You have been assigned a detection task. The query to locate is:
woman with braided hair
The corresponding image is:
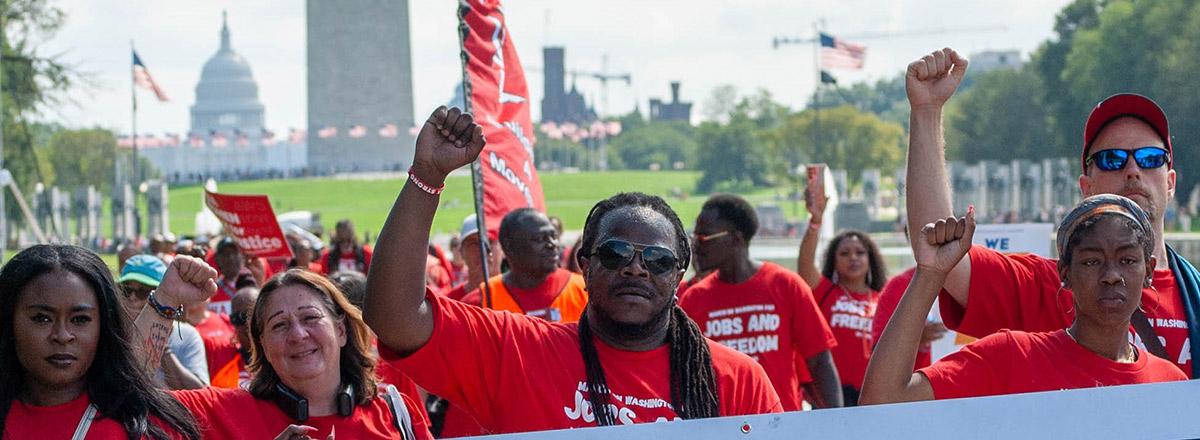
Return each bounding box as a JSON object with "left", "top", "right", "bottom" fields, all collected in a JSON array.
[{"left": 364, "top": 106, "right": 781, "bottom": 435}]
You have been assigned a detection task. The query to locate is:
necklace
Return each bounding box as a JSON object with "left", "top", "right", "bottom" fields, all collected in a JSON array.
[{"left": 1066, "top": 327, "right": 1138, "bottom": 363}]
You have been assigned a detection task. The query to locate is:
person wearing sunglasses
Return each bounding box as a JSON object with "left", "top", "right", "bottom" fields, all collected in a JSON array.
[
  {"left": 904, "top": 47, "right": 1198, "bottom": 378},
  {"left": 119, "top": 254, "right": 210, "bottom": 391},
  {"left": 363, "top": 107, "right": 781, "bottom": 436},
  {"left": 680, "top": 194, "right": 842, "bottom": 411},
  {"left": 458, "top": 208, "right": 588, "bottom": 324}
]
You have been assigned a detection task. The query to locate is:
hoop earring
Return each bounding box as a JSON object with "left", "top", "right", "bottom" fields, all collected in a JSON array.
[
  {"left": 1142, "top": 283, "right": 1162, "bottom": 316},
  {"left": 1056, "top": 282, "right": 1074, "bottom": 316}
]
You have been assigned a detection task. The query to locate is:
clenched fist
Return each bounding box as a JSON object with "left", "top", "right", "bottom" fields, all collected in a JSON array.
[
  {"left": 905, "top": 48, "right": 968, "bottom": 110},
  {"left": 409, "top": 106, "right": 487, "bottom": 188}
]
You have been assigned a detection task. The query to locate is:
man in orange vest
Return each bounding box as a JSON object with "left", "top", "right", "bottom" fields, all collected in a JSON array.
[{"left": 463, "top": 208, "right": 588, "bottom": 322}]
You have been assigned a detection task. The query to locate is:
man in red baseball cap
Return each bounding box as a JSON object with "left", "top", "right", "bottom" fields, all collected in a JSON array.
[{"left": 901, "top": 47, "right": 1197, "bottom": 380}]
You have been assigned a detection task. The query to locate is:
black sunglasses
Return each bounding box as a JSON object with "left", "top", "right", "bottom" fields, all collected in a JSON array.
[
  {"left": 1086, "top": 147, "right": 1170, "bottom": 172},
  {"left": 120, "top": 283, "right": 154, "bottom": 300},
  {"left": 590, "top": 239, "right": 680, "bottom": 275}
]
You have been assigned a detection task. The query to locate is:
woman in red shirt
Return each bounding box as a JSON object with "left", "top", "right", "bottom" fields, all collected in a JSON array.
[
  {"left": 0, "top": 245, "right": 200, "bottom": 439},
  {"left": 147, "top": 263, "right": 432, "bottom": 439},
  {"left": 796, "top": 188, "right": 887, "bottom": 406},
  {"left": 363, "top": 107, "right": 781, "bottom": 435},
  {"left": 861, "top": 196, "right": 1187, "bottom": 404}
]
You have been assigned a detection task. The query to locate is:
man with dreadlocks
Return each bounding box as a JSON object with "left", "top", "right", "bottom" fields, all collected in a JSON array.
[{"left": 364, "top": 106, "right": 781, "bottom": 435}]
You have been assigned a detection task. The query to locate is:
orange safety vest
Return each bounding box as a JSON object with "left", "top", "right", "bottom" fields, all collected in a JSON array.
[{"left": 485, "top": 272, "right": 588, "bottom": 323}]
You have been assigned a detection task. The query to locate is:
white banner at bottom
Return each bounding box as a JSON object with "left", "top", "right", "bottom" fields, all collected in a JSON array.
[{"left": 482, "top": 380, "right": 1200, "bottom": 439}]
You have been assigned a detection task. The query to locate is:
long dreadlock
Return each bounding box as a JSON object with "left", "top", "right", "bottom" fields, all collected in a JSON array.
[{"left": 574, "top": 192, "right": 720, "bottom": 425}]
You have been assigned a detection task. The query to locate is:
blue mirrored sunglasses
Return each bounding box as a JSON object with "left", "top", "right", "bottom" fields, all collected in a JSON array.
[{"left": 1086, "top": 147, "right": 1170, "bottom": 172}]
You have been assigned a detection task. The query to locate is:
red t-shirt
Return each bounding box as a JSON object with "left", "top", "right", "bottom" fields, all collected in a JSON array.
[
  {"left": 920, "top": 329, "right": 1186, "bottom": 399},
  {"left": 871, "top": 267, "right": 933, "bottom": 370},
  {"left": 172, "top": 387, "right": 431, "bottom": 440},
  {"left": 940, "top": 245, "right": 1193, "bottom": 376},
  {"left": 319, "top": 245, "right": 374, "bottom": 275},
  {"left": 813, "top": 277, "right": 879, "bottom": 390},
  {"left": 677, "top": 262, "right": 836, "bottom": 411},
  {"left": 382, "top": 292, "right": 781, "bottom": 435},
  {"left": 195, "top": 312, "right": 240, "bottom": 381},
  {"left": 3, "top": 393, "right": 136, "bottom": 439}
]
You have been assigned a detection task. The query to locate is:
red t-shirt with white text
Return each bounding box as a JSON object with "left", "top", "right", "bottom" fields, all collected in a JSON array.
[
  {"left": 871, "top": 267, "right": 933, "bottom": 370},
  {"left": 813, "top": 277, "right": 879, "bottom": 390},
  {"left": 172, "top": 387, "right": 431, "bottom": 440},
  {"left": 3, "top": 393, "right": 137, "bottom": 439},
  {"left": 382, "top": 292, "right": 782, "bottom": 435},
  {"left": 940, "top": 246, "right": 1193, "bottom": 376},
  {"left": 920, "top": 329, "right": 1186, "bottom": 399},
  {"left": 678, "top": 262, "right": 836, "bottom": 411}
]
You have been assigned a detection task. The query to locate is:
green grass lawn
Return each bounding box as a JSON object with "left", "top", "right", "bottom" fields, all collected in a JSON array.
[{"left": 165, "top": 171, "right": 801, "bottom": 240}]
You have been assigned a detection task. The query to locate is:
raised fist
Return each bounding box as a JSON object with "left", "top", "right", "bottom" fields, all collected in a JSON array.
[
  {"left": 156, "top": 255, "right": 219, "bottom": 307},
  {"left": 410, "top": 106, "right": 487, "bottom": 187},
  {"left": 912, "top": 206, "right": 976, "bottom": 274},
  {"left": 905, "top": 48, "right": 968, "bottom": 109}
]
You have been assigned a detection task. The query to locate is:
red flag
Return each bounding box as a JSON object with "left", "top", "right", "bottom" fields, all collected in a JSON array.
[{"left": 459, "top": 0, "right": 546, "bottom": 237}]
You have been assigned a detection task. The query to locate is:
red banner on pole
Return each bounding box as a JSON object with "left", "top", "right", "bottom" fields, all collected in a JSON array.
[
  {"left": 459, "top": 0, "right": 546, "bottom": 238},
  {"left": 204, "top": 190, "right": 293, "bottom": 259}
]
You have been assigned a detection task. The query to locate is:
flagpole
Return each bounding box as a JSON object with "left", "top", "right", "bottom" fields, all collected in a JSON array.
[
  {"left": 457, "top": 2, "right": 494, "bottom": 310},
  {"left": 130, "top": 41, "right": 142, "bottom": 242}
]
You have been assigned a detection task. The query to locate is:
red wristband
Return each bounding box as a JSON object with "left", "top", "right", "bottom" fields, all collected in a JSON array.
[{"left": 408, "top": 170, "right": 445, "bottom": 195}]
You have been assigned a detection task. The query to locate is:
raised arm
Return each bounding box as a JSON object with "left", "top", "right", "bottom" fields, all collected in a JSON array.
[
  {"left": 135, "top": 256, "right": 218, "bottom": 373},
  {"left": 796, "top": 184, "right": 827, "bottom": 287},
  {"left": 904, "top": 48, "right": 973, "bottom": 306},
  {"left": 364, "top": 106, "right": 486, "bottom": 355},
  {"left": 860, "top": 207, "right": 975, "bottom": 405}
]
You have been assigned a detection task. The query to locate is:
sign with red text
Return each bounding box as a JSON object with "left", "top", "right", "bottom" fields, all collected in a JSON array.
[{"left": 204, "top": 190, "right": 293, "bottom": 259}]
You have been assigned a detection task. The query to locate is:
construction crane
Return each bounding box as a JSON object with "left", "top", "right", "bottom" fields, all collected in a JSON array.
[
  {"left": 567, "top": 55, "right": 631, "bottom": 116},
  {"left": 772, "top": 24, "right": 1008, "bottom": 49}
]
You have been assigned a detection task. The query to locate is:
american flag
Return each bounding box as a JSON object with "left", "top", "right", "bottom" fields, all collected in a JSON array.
[
  {"left": 235, "top": 129, "right": 249, "bottom": 147},
  {"left": 211, "top": 130, "right": 228, "bottom": 147},
  {"left": 317, "top": 126, "right": 338, "bottom": 139},
  {"left": 288, "top": 128, "right": 306, "bottom": 144},
  {"left": 819, "top": 33, "right": 866, "bottom": 70},
  {"left": 165, "top": 133, "right": 181, "bottom": 146},
  {"left": 132, "top": 50, "right": 169, "bottom": 102},
  {"left": 348, "top": 124, "right": 367, "bottom": 138},
  {"left": 378, "top": 123, "right": 399, "bottom": 138},
  {"left": 189, "top": 132, "right": 205, "bottom": 147},
  {"left": 117, "top": 136, "right": 134, "bottom": 148},
  {"left": 261, "top": 128, "right": 276, "bottom": 145}
]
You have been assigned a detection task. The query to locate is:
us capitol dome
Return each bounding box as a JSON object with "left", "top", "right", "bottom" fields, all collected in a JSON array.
[{"left": 190, "top": 10, "right": 265, "bottom": 135}]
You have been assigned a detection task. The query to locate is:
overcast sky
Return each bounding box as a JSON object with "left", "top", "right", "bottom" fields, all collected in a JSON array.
[{"left": 40, "top": 0, "right": 1072, "bottom": 135}]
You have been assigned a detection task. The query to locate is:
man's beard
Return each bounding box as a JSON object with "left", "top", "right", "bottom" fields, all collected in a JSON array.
[{"left": 589, "top": 300, "right": 675, "bottom": 342}]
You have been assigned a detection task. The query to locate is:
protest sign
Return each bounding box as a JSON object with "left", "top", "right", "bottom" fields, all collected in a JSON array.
[{"left": 204, "top": 190, "right": 293, "bottom": 259}]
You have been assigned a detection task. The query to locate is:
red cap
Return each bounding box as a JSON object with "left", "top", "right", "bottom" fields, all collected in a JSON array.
[{"left": 1082, "top": 93, "right": 1172, "bottom": 170}]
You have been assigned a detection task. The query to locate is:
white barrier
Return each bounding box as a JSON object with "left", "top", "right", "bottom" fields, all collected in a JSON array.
[{"left": 481, "top": 380, "right": 1200, "bottom": 439}]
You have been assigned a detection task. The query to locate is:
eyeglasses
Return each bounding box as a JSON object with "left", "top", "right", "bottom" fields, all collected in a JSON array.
[
  {"left": 230, "top": 311, "right": 249, "bottom": 327},
  {"left": 1086, "top": 147, "right": 1170, "bottom": 172},
  {"left": 590, "top": 239, "right": 680, "bottom": 275},
  {"left": 690, "top": 230, "right": 730, "bottom": 244},
  {"left": 120, "top": 283, "right": 154, "bottom": 300}
]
